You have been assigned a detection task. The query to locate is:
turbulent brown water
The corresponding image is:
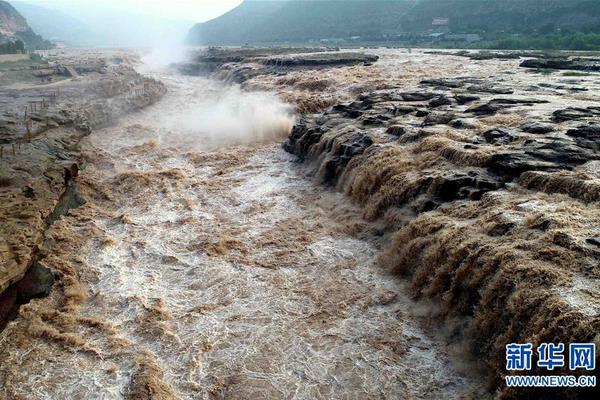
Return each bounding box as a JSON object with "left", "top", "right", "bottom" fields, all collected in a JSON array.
[{"left": 0, "top": 67, "right": 488, "bottom": 398}]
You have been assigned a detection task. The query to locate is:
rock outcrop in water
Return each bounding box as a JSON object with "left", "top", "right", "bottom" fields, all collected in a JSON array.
[
  {"left": 275, "top": 51, "right": 600, "bottom": 398},
  {"left": 176, "top": 47, "right": 378, "bottom": 81},
  {"left": 178, "top": 45, "right": 600, "bottom": 396},
  {"left": 179, "top": 49, "right": 600, "bottom": 395},
  {"left": 521, "top": 57, "right": 600, "bottom": 72}
]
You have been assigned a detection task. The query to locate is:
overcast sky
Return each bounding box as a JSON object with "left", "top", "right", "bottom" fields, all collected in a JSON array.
[{"left": 22, "top": 0, "right": 243, "bottom": 22}]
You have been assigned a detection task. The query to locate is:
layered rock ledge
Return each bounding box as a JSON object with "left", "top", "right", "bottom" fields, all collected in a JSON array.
[
  {"left": 176, "top": 48, "right": 600, "bottom": 397},
  {"left": 279, "top": 52, "right": 600, "bottom": 397}
]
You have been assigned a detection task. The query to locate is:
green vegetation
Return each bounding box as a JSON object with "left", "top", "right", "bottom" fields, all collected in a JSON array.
[
  {"left": 0, "top": 39, "right": 25, "bottom": 54},
  {"left": 562, "top": 71, "right": 592, "bottom": 76},
  {"left": 0, "top": 55, "right": 48, "bottom": 86},
  {"left": 29, "top": 53, "right": 44, "bottom": 62},
  {"left": 492, "top": 32, "right": 600, "bottom": 51},
  {"left": 0, "top": 56, "right": 46, "bottom": 70},
  {"left": 13, "top": 28, "right": 53, "bottom": 51},
  {"left": 0, "top": 0, "right": 53, "bottom": 50},
  {"left": 187, "top": 0, "right": 600, "bottom": 51}
]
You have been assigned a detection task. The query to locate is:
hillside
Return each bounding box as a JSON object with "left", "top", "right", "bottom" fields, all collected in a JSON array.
[
  {"left": 11, "top": 1, "right": 93, "bottom": 47},
  {"left": 186, "top": 0, "right": 600, "bottom": 47},
  {"left": 0, "top": 0, "right": 50, "bottom": 50},
  {"left": 12, "top": 1, "right": 194, "bottom": 48}
]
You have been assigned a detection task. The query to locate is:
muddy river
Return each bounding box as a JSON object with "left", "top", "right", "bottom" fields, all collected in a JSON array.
[{"left": 0, "top": 66, "right": 487, "bottom": 399}]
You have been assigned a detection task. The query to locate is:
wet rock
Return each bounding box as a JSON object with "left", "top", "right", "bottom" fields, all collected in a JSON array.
[
  {"left": 339, "top": 134, "right": 374, "bottom": 157},
  {"left": 316, "top": 116, "right": 350, "bottom": 130},
  {"left": 466, "top": 103, "right": 504, "bottom": 115},
  {"left": 362, "top": 116, "right": 385, "bottom": 126},
  {"left": 468, "top": 52, "right": 521, "bottom": 60},
  {"left": 521, "top": 58, "right": 571, "bottom": 70},
  {"left": 395, "top": 105, "right": 417, "bottom": 115},
  {"left": 0, "top": 287, "right": 17, "bottom": 331},
  {"left": 386, "top": 125, "right": 407, "bottom": 136},
  {"left": 467, "top": 102, "right": 504, "bottom": 116},
  {"left": 332, "top": 104, "right": 361, "bottom": 118},
  {"left": 467, "top": 98, "right": 548, "bottom": 116},
  {"left": 285, "top": 116, "right": 374, "bottom": 185},
  {"left": 346, "top": 110, "right": 363, "bottom": 119},
  {"left": 358, "top": 92, "right": 404, "bottom": 104},
  {"left": 520, "top": 58, "right": 600, "bottom": 72},
  {"left": 566, "top": 124, "right": 600, "bottom": 140},
  {"left": 488, "top": 222, "right": 516, "bottom": 237},
  {"left": 455, "top": 94, "right": 480, "bottom": 104},
  {"left": 321, "top": 133, "right": 373, "bottom": 183},
  {"left": 520, "top": 122, "right": 555, "bottom": 134},
  {"left": 348, "top": 99, "right": 374, "bottom": 111},
  {"left": 331, "top": 103, "right": 366, "bottom": 119},
  {"left": 552, "top": 107, "right": 600, "bottom": 122},
  {"left": 450, "top": 118, "right": 477, "bottom": 129},
  {"left": 414, "top": 198, "right": 440, "bottom": 213},
  {"left": 467, "top": 85, "right": 514, "bottom": 95},
  {"left": 487, "top": 153, "right": 560, "bottom": 177},
  {"left": 332, "top": 103, "right": 352, "bottom": 112},
  {"left": 525, "top": 141, "right": 599, "bottom": 166},
  {"left": 46, "top": 186, "right": 87, "bottom": 225},
  {"left": 400, "top": 92, "right": 437, "bottom": 101},
  {"left": 283, "top": 120, "right": 323, "bottom": 159},
  {"left": 15, "top": 263, "right": 55, "bottom": 303},
  {"left": 491, "top": 98, "right": 549, "bottom": 105},
  {"left": 422, "top": 112, "right": 456, "bottom": 126},
  {"left": 176, "top": 61, "right": 223, "bottom": 76},
  {"left": 361, "top": 114, "right": 390, "bottom": 126},
  {"left": 400, "top": 129, "right": 438, "bottom": 143},
  {"left": 420, "top": 78, "right": 464, "bottom": 88},
  {"left": 532, "top": 219, "right": 553, "bottom": 231},
  {"left": 432, "top": 173, "right": 503, "bottom": 202},
  {"left": 1, "top": 263, "right": 55, "bottom": 331},
  {"left": 483, "top": 128, "right": 518, "bottom": 145},
  {"left": 429, "top": 95, "right": 452, "bottom": 108},
  {"left": 22, "top": 185, "right": 35, "bottom": 199},
  {"left": 60, "top": 160, "right": 79, "bottom": 186},
  {"left": 265, "top": 52, "right": 379, "bottom": 67},
  {"left": 552, "top": 232, "right": 583, "bottom": 252},
  {"left": 415, "top": 110, "right": 430, "bottom": 117}
]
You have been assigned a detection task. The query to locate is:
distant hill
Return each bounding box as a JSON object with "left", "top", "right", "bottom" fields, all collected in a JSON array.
[
  {"left": 11, "top": 1, "right": 93, "bottom": 47},
  {"left": 0, "top": 0, "right": 50, "bottom": 49},
  {"left": 186, "top": 0, "right": 600, "bottom": 47},
  {"left": 13, "top": 1, "right": 195, "bottom": 48}
]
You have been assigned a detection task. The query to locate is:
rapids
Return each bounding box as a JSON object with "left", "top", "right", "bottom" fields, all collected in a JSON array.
[{"left": 0, "top": 68, "right": 487, "bottom": 399}]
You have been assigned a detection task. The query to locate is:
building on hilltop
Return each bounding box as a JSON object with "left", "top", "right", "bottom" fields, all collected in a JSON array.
[{"left": 431, "top": 17, "right": 450, "bottom": 34}]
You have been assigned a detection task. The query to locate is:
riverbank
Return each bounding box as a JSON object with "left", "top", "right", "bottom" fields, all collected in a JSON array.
[{"left": 0, "top": 50, "right": 166, "bottom": 332}]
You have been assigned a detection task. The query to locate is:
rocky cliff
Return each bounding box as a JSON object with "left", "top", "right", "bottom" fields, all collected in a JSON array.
[
  {"left": 0, "top": 54, "right": 166, "bottom": 331},
  {"left": 0, "top": 0, "right": 50, "bottom": 49}
]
